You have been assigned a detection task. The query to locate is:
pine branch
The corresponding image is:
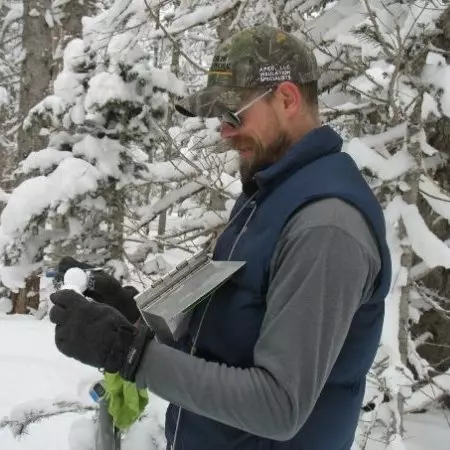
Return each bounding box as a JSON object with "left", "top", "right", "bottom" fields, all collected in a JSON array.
[
  {"left": 143, "top": 0, "right": 208, "bottom": 73},
  {"left": 405, "top": 369, "right": 450, "bottom": 413},
  {"left": 146, "top": 1, "right": 242, "bottom": 40},
  {"left": 0, "top": 400, "right": 98, "bottom": 438},
  {"left": 361, "top": 0, "right": 395, "bottom": 59}
]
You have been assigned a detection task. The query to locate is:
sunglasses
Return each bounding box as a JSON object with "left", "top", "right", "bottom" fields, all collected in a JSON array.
[{"left": 220, "top": 87, "right": 275, "bottom": 129}]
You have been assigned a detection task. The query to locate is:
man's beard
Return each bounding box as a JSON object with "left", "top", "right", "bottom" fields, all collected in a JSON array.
[{"left": 235, "top": 132, "right": 292, "bottom": 195}]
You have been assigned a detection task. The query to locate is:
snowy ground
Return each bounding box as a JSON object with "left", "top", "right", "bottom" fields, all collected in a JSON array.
[{"left": 1, "top": 312, "right": 449, "bottom": 450}]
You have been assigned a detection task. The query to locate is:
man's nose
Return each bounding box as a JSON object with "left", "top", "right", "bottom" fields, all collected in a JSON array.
[{"left": 220, "top": 121, "right": 240, "bottom": 139}]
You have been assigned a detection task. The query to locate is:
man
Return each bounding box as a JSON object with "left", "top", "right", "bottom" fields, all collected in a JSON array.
[{"left": 50, "top": 26, "right": 391, "bottom": 450}]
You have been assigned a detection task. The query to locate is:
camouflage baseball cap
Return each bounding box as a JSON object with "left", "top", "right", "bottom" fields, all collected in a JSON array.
[{"left": 175, "top": 25, "right": 319, "bottom": 118}]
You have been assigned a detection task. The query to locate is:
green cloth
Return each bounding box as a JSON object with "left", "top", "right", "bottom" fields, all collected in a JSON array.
[{"left": 103, "top": 372, "right": 149, "bottom": 430}]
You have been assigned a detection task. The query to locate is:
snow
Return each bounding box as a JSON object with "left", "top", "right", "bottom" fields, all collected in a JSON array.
[
  {"left": 400, "top": 200, "right": 450, "bottom": 269},
  {"left": 62, "top": 39, "right": 86, "bottom": 73},
  {"left": 141, "top": 159, "right": 198, "bottom": 182},
  {"left": 380, "top": 198, "right": 405, "bottom": 365},
  {"left": 1, "top": 311, "right": 449, "bottom": 450},
  {"left": 346, "top": 138, "right": 416, "bottom": 181},
  {"left": 349, "top": 64, "right": 395, "bottom": 97},
  {"left": 85, "top": 73, "right": 135, "bottom": 110},
  {"left": 28, "top": 8, "right": 40, "bottom": 17},
  {"left": 107, "top": 32, "right": 146, "bottom": 67},
  {"left": 405, "top": 369, "right": 450, "bottom": 413},
  {"left": 147, "top": 1, "right": 241, "bottom": 39},
  {"left": 71, "top": 98, "right": 85, "bottom": 125},
  {"left": 361, "top": 124, "right": 407, "bottom": 149},
  {"left": 399, "top": 1, "right": 445, "bottom": 40},
  {"left": 52, "top": 0, "right": 73, "bottom": 8},
  {"left": 0, "top": 186, "right": 9, "bottom": 203},
  {"left": 18, "top": 148, "right": 72, "bottom": 174},
  {"left": 426, "top": 52, "right": 446, "bottom": 66},
  {"left": 72, "top": 136, "right": 123, "bottom": 180},
  {"left": 24, "top": 95, "right": 68, "bottom": 129},
  {"left": 0, "top": 158, "right": 100, "bottom": 241},
  {"left": 422, "top": 59, "right": 450, "bottom": 118},
  {"left": 0, "top": 311, "right": 167, "bottom": 450},
  {"left": 300, "top": 0, "right": 361, "bottom": 43},
  {"left": 150, "top": 68, "right": 186, "bottom": 98},
  {"left": 0, "top": 4, "right": 23, "bottom": 42},
  {"left": 0, "top": 296, "right": 12, "bottom": 313},
  {"left": 137, "top": 179, "right": 208, "bottom": 228},
  {"left": 0, "top": 86, "right": 9, "bottom": 105},
  {"left": 420, "top": 175, "right": 450, "bottom": 221},
  {"left": 44, "top": 7, "right": 55, "bottom": 28},
  {"left": 82, "top": 0, "right": 152, "bottom": 55},
  {"left": 63, "top": 268, "right": 88, "bottom": 294},
  {"left": 421, "top": 93, "right": 440, "bottom": 120},
  {"left": 178, "top": 209, "right": 228, "bottom": 233},
  {"left": 323, "top": 14, "right": 366, "bottom": 42}
]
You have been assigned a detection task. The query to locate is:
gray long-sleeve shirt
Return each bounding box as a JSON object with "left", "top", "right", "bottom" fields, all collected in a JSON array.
[{"left": 135, "top": 198, "right": 381, "bottom": 440}]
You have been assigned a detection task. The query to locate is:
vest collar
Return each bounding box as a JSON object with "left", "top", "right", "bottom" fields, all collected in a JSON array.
[{"left": 253, "top": 125, "right": 343, "bottom": 193}]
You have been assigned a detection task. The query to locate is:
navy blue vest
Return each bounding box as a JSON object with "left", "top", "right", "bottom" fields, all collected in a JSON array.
[{"left": 166, "top": 126, "right": 391, "bottom": 450}]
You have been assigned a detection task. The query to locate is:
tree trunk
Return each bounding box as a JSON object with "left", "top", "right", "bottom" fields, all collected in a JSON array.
[
  {"left": 399, "top": 98, "right": 423, "bottom": 365},
  {"left": 11, "top": 271, "right": 40, "bottom": 314},
  {"left": 396, "top": 87, "right": 424, "bottom": 439},
  {"left": 12, "top": 0, "right": 53, "bottom": 314},
  {"left": 49, "top": 1, "right": 99, "bottom": 266},
  {"left": 17, "top": 0, "right": 53, "bottom": 162},
  {"left": 157, "top": 32, "right": 181, "bottom": 252},
  {"left": 52, "top": 0, "right": 97, "bottom": 75},
  {"left": 0, "top": 2, "right": 16, "bottom": 194},
  {"left": 104, "top": 185, "right": 125, "bottom": 261}
]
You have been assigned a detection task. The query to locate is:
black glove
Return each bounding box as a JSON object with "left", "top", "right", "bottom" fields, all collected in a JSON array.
[
  {"left": 49, "top": 289, "right": 153, "bottom": 381},
  {"left": 54, "top": 256, "right": 141, "bottom": 323}
]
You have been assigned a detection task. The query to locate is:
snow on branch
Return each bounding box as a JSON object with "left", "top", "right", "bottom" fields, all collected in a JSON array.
[
  {"left": 0, "top": 158, "right": 100, "bottom": 239},
  {"left": 405, "top": 369, "right": 450, "bottom": 413},
  {"left": 161, "top": 209, "right": 228, "bottom": 240},
  {"left": 346, "top": 137, "right": 416, "bottom": 181},
  {"left": 17, "top": 148, "right": 72, "bottom": 175},
  {"left": 138, "top": 159, "right": 200, "bottom": 183},
  {"left": 0, "top": 398, "right": 97, "bottom": 438},
  {"left": 320, "top": 102, "right": 374, "bottom": 119},
  {"left": 136, "top": 178, "right": 208, "bottom": 230},
  {"left": 400, "top": 200, "right": 450, "bottom": 269},
  {"left": 0, "top": 186, "right": 10, "bottom": 203},
  {"left": 146, "top": 1, "right": 242, "bottom": 39},
  {"left": 419, "top": 175, "right": 450, "bottom": 222},
  {"left": 360, "top": 123, "right": 407, "bottom": 148},
  {"left": 411, "top": 239, "right": 450, "bottom": 281},
  {"left": 0, "top": 3, "right": 23, "bottom": 43}
]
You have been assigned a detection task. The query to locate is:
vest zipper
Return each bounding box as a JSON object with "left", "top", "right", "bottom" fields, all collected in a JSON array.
[
  {"left": 170, "top": 194, "right": 258, "bottom": 450},
  {"left": 227, "top": 200, "right": 257, "bottom": 259}
]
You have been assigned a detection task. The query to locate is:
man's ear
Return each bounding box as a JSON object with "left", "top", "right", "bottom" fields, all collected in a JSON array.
[{"left": 276, "top": 82, "right": 302, "bottom": 117}]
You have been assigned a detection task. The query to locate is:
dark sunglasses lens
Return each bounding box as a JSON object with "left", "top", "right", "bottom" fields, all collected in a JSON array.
[{"left": 221, "top": 111, "right": 241, "bottom": 128}]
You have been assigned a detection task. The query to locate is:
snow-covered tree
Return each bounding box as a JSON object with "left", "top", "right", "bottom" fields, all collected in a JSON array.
[
  {"left": 0, "top": 0, "right": 244, "bottom": 306},
  {"left": 0, "top": 0, "right": 22, "bottom": 191}
]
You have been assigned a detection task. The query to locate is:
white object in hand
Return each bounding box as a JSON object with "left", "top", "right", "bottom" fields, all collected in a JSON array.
[{"left": 63, "top": 267, "right": 88, "bottom": 294}]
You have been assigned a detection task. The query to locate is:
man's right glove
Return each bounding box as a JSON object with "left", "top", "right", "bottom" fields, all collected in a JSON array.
[
  {"left": 54, "top": 256, "right": 141, "bottom": 323},
  {"left": 50, "top": 289, "right": 153, "bottom": 381}
]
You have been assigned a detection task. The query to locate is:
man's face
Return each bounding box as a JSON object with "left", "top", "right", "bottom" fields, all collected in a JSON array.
[{"left": 220, "top": 89, "right": 292, "bottom": 191}]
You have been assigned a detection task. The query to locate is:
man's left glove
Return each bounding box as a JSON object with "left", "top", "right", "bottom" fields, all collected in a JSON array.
[
  {"left": 50, "top": 289, "right": 154, "bottom": 381},
  {"left": 54, "top": 256, "right": 141, "bottom": 324}
]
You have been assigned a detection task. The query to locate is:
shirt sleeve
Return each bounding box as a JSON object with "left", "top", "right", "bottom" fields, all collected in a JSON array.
[{"left": 135, "top": 203, "right": 380, "bottom": 441}]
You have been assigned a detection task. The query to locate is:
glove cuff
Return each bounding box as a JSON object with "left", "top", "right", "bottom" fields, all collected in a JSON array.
[{"left": 119, "top": 324, "right": 154, "bottom": 382}]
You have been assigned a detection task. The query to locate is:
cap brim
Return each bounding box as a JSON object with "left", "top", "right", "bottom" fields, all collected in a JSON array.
[{"left": 175, "top": 86, "right": 247, "bottom": 118}]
